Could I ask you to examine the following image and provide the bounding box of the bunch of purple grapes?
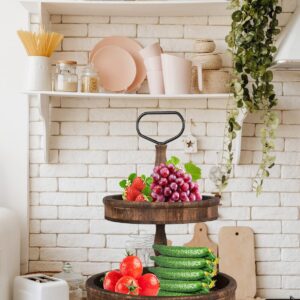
[150,163,202,203]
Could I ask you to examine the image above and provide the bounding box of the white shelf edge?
[21,0,232,17]
[25,91,232,99]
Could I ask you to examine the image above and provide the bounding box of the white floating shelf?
[26,91,231,163]
[21,0,232,17]
[25,91,231,99]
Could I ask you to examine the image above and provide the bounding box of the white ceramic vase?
[27,56,51,91]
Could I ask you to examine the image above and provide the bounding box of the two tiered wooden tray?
[86,111,237,300]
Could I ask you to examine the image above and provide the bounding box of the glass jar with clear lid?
[81,64,99,93]
[125,233,154,266]
[55,262,84,300]
[55,60,78,92]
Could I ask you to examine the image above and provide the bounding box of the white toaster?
[13,274,69,300]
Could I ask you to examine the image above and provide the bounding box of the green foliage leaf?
[166,156,180,166]
[184,162,201,182]
[142,186,151,197]
[146,177,153,185]
[217,0,281,195]
[232,10,243,22]
[128,173,137,183]
[119,180,127,188]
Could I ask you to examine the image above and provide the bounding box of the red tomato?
[103,270,122,292]
[115,276,140,295]
[138,273,160,296]
[120,255,143,279]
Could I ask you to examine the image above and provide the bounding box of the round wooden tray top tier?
[86,271,237,300]
[103,194,220,225]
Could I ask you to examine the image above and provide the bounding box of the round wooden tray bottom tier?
[86,271,237,300]
[103,195,220,224]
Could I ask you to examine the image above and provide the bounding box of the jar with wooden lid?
[81,64,99,93]
[55,60,78,92]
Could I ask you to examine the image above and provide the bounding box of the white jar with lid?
[55,262,83,300]
[55,60,78,92]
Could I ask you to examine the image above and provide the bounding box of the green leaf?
[146,177,153,185]
[119,180,127,189]
[128,173,137,183]
[166,156,180,166]
[264,70,273,82]
[275,6,282,14]
[232,10,243,22]
[142,186,151,197]
[184,162,201,181]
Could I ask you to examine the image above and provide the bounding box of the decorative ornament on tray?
[183,119,198,154]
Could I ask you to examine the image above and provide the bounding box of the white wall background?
[0,0,29,272]
[0,0,299,299]
[27,2,300,298]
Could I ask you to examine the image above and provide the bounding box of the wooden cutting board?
[219,227,256,300]
[184,223,218,256]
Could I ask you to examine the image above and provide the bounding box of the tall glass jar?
[125,234,154,266]
[81,64,99,93]
[55,60,78,92]
[55,262,83,300]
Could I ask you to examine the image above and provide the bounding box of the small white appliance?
[13,274,69,300]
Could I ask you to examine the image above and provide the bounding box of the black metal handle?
[136,111,185,145]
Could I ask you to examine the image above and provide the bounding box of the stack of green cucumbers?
[149,244,218,297]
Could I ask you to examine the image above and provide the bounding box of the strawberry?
[124,186,141,201]
[135,194,149,202]
[131,177,146,191]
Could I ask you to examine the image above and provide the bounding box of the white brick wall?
[28,7,300,298]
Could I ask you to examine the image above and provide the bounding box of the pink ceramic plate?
[90,36,146,92]
[91,45,136,92]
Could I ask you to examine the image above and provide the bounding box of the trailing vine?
[215,0,282,194]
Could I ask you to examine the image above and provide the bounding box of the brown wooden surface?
[103,195,220,225]
[154,224,168,255]
[86,271,236,300]
[185,223,218,256]
[155,144,167,165]
[219,227,256,300]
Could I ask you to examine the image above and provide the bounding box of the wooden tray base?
[86,271,237,300]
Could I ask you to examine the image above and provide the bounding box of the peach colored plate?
[91,45,136,92]
[90,36,146,92]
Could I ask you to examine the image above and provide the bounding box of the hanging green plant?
[216,0,282,194]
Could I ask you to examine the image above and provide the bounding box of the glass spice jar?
[55,262,83,300]
[55,60,78,92]
[81,64,99,93]
[125,233,154,266]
